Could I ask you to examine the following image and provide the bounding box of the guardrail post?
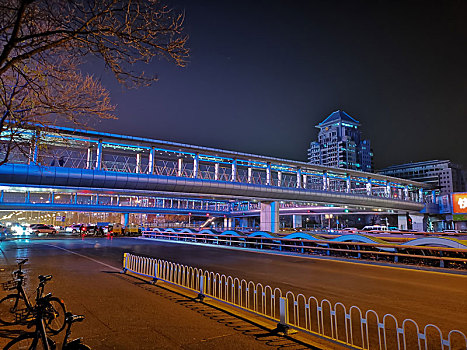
[277,297,290,334]
[152,261,158,284]
[121,253,128,273]
[197,274,205,301]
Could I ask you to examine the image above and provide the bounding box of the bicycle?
[0,259,66,334]
[3,293,91,350]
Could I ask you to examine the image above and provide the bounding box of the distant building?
[307,110,373,172]
[378,160,467,196]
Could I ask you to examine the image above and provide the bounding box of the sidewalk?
[0,244,339,350]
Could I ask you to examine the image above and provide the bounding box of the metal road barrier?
[140,230,467,269]
[122,253,466,350]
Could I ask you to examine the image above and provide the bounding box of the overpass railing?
[140,231,467,269]
[122,252,466,350]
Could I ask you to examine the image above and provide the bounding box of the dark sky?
[91,0,467,170]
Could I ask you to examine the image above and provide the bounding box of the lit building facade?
[378,160,466,196]
[307,110,373,172]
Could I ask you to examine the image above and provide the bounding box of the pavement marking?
[139,237,467,277]
[40,243,121,271]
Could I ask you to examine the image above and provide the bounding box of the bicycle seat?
[38,274,52,282]
[65,312,85,323]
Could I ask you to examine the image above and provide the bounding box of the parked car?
[82,224,98,235]
[125,224,141,236]
[28,224,57,236]
[0,225,12,240]
[65,224,84,234]
[340,227,359,234]
[442,229,461,235]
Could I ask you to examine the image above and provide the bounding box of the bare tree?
[0,0,189,165]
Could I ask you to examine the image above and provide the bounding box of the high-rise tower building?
[307,110,373,172]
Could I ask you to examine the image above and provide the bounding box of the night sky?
[90,0,467,170]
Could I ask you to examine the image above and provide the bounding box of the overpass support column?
[296,168,302,188]
[231,159,237,182]
[398,214,408,230]
[193,153,199,178]
[95,139,103,170]
[223,217,232,229]
[366,178,372,196]
[215,163,220,180]
[148,147,155,174]
[412,214,424,231]
[277,171,282,187]
[346,174,351,193]
[121,213,129,227]
[266,162,271,185]
[292,215,302,229]
[260,201,279,233]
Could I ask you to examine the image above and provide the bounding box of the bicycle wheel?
[0,294,28,325]
[3,333,55,350]
[44,297,66,334]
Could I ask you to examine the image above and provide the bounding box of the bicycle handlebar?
[18,259,28,266]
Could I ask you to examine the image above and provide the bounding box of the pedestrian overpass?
[0,125,433,231]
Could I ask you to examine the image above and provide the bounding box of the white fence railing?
[122,253,466,350]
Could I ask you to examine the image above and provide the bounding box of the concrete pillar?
[193,153,199,178]
[231,159,237,182]
[398,214,408,230]
[247,167,252,183]
[177,157,183,177]
[412,214,424,232]
[346,174,351,193]
[121,213,129,227]
[86,147,93,169]
[260,201,279,233]
[223,217,233,229]
[266,163,271,185]
[366,178,372,196]
[277,171,282,187]
[95,139,103,170]
[296,168,302,188]
[292,215,302,229]
[136,153,141,173]
[215,163,220,180]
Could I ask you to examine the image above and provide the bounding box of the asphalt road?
[0,237,466,349]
